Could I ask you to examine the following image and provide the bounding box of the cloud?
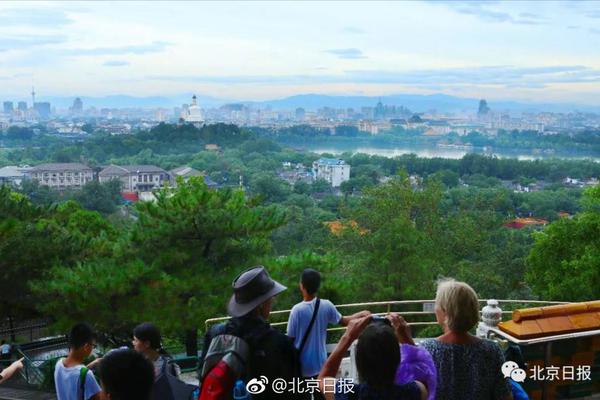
[103,60,130,67]
[0,34,67,52]
[325,48,367,59]
[567,25,580,29]
[342,26,365,34]
[0,8,74,27]
[590,28,600,35]
[446,3,548,25]
[61,41,171,56]
[586,10,600,18]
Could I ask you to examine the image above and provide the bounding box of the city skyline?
[1,1,600,105]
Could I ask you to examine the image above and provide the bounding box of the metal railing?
[0,320,50,342]
[205,299,569,332]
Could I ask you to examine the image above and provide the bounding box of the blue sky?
[1,1,599,104]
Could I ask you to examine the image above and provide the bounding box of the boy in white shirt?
[54,323,102,400]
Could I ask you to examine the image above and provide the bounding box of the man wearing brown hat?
[200,266,304,399]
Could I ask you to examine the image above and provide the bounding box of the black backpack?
[153,358,197,400]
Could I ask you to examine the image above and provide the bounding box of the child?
[54,323,102,400]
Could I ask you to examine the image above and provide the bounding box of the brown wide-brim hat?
[227,266,287,317]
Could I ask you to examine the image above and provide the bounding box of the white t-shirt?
[0,344,10,355]
[54,358,101,400]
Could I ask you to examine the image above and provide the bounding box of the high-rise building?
[71,97,83,114]
[3,101,13,114]
[34,102,51,119]
[17,101,27,112]
[295,107,306,121]
[374,100,385,120]
[478,99,490,117]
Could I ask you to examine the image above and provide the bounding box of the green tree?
[249,173,292,203]
[74,180,122,214]
[0,188,116,332]
[526,185,600,301]
[332,174,443,301]
[131,177,286,354]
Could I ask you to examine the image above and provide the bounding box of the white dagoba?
[185,95,204,126]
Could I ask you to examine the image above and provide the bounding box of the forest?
[1,122,598,353]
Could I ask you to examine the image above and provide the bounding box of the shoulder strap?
[298,298,321,354]
[79,367,88,400]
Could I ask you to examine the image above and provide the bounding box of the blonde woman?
[421,279,512,400]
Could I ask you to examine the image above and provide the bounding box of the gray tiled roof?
[99,164,167,176]
[30,163,92,172]
[171,166,203,177]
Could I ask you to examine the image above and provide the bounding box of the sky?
[1,1,600,104]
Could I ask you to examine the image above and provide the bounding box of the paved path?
[0,387,56,400]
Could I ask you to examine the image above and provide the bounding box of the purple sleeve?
[395,344,437,400]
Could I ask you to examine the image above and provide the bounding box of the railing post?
[476,299,502,338]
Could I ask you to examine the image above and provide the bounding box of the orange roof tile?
[324,220,368,236]
[498,301,600,339]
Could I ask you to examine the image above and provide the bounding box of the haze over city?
[1,1,600,106]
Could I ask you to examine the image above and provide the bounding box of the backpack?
[153,358,198,400]
[199,333,250,400]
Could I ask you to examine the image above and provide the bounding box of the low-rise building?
[170,166,219,188]
[28,163,94,190]
[0,165,31,186]
[312,158,350,187]
[99,164,170,191]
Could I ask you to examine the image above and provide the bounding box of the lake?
[297,143,600,162]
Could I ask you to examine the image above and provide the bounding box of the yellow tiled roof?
[498,300,600,339]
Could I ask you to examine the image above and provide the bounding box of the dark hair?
[100,349,154,400]
[301,269,321,295]
[355,323,400,389]
[133,322,162,350]
[69,323,96,349]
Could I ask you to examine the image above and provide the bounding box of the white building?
[312,158,351,187]
[0,165,32,187]
[99,165,170,192]
[184,95,204,126]
[28,163,94,190]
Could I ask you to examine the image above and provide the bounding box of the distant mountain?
[34,93,225,109]
[21,92,600,113]
[249,93,600,114]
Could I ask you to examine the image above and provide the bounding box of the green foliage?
[5,126,34,140]
[332,174,442,301]
[526,185,600,301]
[0,187,116,319]
[74,180,122,214]
[129,177,286,334]
[249,173,292,203]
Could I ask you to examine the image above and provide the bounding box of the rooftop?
[315,158,346,166]
[498,300,600,340]
[29,163,92,172]
[99,164,167,175]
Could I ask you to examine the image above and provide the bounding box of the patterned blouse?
[421,339,511,400]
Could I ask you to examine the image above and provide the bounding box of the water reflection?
[304,145,599,161]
